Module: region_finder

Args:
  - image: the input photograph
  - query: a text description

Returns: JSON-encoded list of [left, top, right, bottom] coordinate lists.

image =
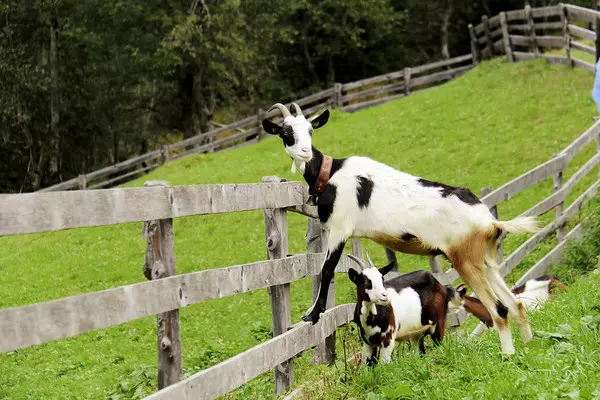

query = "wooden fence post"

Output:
[[334, 83, 343, 109], [307, 217, 336, 365], [500, 12, 514, 62], [257, 108, 265, 141], [552, 157, 566, 242], [481, 186, 503, 263], [263, 176, 293, 393], [160, 145, 169, 165], [596, 12, 600, 62], [468, 24, 480, 64], [482, 15, 495, 58], [403, 68, 412, 96], [142, 180, 183, 390], [351, 238, 363, 259], [428, 256, 443, 274], [77, 174, 87, 190], [525, 5, 538, 56], [561, 3, 572, 67]]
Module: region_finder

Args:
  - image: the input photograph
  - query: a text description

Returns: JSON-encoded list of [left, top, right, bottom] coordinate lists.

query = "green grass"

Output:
[[0, 58, 598, 399], [289, 269, 600, 400]]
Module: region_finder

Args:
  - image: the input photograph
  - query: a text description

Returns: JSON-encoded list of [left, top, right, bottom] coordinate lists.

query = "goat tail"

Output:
[[493, 216, 540, 234]]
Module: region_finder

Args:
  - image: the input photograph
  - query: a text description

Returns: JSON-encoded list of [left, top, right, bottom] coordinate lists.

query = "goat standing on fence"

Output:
[[347, 255, 461, 365], [262, 103, 539, 355]]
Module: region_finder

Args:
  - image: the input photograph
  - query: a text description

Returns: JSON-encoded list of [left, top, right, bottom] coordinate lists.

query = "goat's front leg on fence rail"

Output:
[[302, 240, 346, 324]]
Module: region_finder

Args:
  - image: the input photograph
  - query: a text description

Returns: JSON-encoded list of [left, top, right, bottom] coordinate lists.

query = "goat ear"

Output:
[[348, 268, 361, 286], [262, 119, 282, 135], [311, 110, 330, 130], [378, 262, 395, 277]]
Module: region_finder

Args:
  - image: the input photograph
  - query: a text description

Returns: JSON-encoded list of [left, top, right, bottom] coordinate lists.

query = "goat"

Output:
[[453, 276, 567, 327], [262, 103, 539, 355], [347, 255, 461, 365]]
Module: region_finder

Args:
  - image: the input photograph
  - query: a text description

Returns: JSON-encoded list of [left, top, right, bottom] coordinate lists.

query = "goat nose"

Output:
[[301, 147, 311, 153]]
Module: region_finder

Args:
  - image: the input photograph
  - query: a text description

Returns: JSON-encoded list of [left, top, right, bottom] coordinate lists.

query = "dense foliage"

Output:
[[1, 0, 589, 192]]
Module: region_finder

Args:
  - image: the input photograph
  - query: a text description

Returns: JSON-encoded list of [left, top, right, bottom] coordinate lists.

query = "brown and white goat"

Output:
[[454, 276, 567, 327], [348, 255, 461, 365], [262, 103, 539, 355]]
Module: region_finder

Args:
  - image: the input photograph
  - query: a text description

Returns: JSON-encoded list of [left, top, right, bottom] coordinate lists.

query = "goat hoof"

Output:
[[301, 308, 323, 324]]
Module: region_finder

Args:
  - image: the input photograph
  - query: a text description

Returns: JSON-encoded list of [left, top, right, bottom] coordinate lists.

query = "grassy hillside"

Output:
[[290, 268, 600, 399], [0, 58, 597, 399]]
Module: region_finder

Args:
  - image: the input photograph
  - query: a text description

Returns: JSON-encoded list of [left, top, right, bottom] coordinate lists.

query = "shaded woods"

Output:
[[0, 0, 586, 192]]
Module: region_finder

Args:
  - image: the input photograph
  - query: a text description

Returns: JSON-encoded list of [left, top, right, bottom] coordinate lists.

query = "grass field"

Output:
[[0, 58, 598, 399]]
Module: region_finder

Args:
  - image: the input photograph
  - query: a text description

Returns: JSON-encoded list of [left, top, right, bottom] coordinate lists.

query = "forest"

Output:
[[0, 0, 589, 192]]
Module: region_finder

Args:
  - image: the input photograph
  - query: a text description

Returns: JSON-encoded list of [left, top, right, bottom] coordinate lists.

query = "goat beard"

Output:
[[291, 160, 306, 174]]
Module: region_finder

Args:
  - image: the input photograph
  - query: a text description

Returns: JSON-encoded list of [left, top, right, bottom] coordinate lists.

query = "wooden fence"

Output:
[[37, 54, 475, 193], [468, 3, 598, 72], [3, 3, 600, 399], [3, 116, 600, 398]]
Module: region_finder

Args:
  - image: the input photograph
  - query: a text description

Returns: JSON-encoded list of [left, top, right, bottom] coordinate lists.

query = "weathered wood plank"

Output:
[[143, 304, 354, 400], [506, 9, 526, 21], [510, 22, 564, 32], [474, 22, 484, 36], [561, 120, 600, 159], [482, 16, 495, 58], [307, 218, 336, 365], [340, 93, 405, 113], [142, 181, 183, 389], [541, 53, 571, 65], [410, 54, 472, 75], [481, 155, 568, 208], [0, 182, 305, 235], [531, 5, 561, 18], [342, 82, 404, 104], [410, 65, 473, 87], [434, 268, 459, 286], [573, 57, 595, 72], [561, 4, 573, 66], [512, 223, 583, 288], [493, 40, 504, 53], [295, 88, 335, 108], [489, 15, 501, 29], [510, 35, 565, 48], [526, 5, 538, 55], [499, 178, 599, 277], [301, 102, 330, 118], [88, 163, 159, 190], [513, 51, 536, 61], [263, 177, 293, 394], [500, 12, 514, 62], [469, 24, 480, 64], [172, 128, 258, 160], [37, 177, 80, 192], [342, 71, 404, 91], [565, 4, 600, 23], [523, 157, 600, 218], [168, 116, 258, 152], [0, 253, 361, 352], [571, 40, 595, 58], [568, 24, 596, 41]]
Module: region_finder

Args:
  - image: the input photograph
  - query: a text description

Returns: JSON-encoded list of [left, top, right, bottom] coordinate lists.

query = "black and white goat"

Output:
[[453, 276, 567, 327], [347, 255, 461, 365], [262, 103, 539, 355]]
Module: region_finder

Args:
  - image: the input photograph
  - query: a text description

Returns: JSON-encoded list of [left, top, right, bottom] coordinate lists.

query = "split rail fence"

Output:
[[2, 115, 600, 398], [38, 56, 475, 192], [3, 3, 600, 399]]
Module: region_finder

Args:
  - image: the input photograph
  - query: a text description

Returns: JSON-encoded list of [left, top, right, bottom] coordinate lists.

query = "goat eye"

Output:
[[282, 125, 293, 136]]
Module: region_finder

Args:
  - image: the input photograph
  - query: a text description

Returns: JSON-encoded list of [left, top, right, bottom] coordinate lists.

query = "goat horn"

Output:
[[268, 103, 291, 118], [290, 102, 303, 116], [346, 254, 367, 271], [365, 252, 376, 269]]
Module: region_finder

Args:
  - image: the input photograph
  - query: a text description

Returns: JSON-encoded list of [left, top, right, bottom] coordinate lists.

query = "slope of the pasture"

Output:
[[0, 59, 597, 399]]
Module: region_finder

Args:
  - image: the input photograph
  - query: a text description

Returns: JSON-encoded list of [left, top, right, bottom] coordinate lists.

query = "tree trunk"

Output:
[[48, 16, 60, 183], [440, 0, 453, 60]]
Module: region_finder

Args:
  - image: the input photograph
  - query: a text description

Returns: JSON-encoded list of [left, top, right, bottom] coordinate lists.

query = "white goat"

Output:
[[262, 103, 539, 355]]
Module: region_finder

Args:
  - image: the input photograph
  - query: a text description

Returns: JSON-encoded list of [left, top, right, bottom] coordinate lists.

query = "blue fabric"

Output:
[[593, 59, 600, 113]]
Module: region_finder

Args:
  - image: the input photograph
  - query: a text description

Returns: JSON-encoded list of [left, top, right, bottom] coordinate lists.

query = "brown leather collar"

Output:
[[315, 155, 333, 194]]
